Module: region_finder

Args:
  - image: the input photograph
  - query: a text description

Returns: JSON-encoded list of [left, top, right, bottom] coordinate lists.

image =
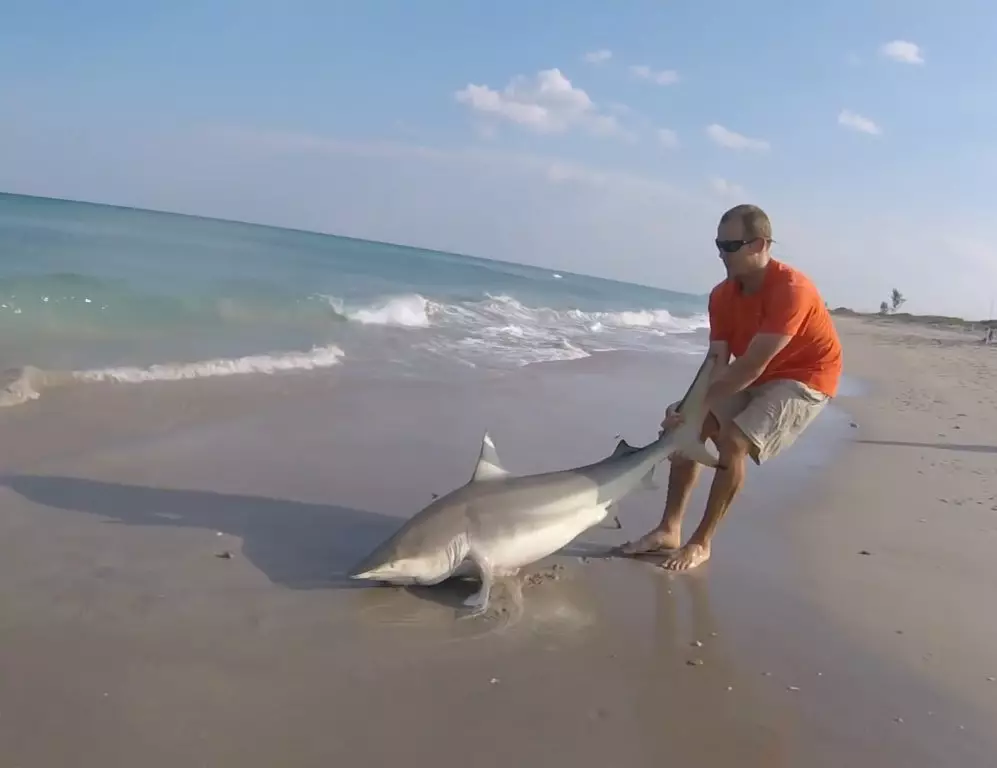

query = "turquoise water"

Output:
[[0, 192, 709, 393]]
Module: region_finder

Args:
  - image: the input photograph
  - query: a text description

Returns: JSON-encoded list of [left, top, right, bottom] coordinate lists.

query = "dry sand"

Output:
[[0, 321, 995, 767]]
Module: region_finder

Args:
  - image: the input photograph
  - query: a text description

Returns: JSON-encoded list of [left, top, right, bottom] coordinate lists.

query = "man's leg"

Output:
[[617, 414, 721, 555], [659, 421, 752, 570], [660, 378, 830, 571]]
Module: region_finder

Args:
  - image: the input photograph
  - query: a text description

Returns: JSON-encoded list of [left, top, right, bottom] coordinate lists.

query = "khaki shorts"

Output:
[[711, 378, 829, 465]]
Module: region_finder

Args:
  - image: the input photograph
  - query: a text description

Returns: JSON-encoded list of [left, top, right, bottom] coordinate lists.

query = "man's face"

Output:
[[715, 219, 763, 277]]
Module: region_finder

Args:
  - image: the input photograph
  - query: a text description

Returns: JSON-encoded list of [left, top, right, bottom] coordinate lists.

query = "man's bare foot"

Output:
[[660, 542, 710, 570], [617, 528, 681, 556]]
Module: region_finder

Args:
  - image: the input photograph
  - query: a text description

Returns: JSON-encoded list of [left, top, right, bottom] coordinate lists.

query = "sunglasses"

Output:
[[715, 237, 760, 253]]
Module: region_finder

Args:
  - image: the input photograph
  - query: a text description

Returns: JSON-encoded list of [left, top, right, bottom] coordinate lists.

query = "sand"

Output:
[[0, 321, 995, 767]]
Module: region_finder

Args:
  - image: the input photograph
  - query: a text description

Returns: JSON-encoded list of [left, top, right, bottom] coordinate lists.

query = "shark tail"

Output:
[[678, 441, 722, 469]]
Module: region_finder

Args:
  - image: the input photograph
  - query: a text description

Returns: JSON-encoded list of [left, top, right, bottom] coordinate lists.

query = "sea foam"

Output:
[[0, 345, 346, 407]]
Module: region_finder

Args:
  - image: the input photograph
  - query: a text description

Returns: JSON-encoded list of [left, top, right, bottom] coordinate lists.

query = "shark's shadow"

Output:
[[0, 474, 628, 610], [1, 474, 410, 591]]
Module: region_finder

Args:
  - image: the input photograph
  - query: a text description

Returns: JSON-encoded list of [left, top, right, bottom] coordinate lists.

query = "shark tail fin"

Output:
[[677, 441, 722, 469]]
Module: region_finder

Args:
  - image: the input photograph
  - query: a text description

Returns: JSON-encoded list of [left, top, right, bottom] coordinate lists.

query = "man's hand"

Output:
[[659, 342, 730, 435]]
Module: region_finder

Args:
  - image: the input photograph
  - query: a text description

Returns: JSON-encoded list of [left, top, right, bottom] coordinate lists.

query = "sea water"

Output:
[[0, 192, 710, 403]]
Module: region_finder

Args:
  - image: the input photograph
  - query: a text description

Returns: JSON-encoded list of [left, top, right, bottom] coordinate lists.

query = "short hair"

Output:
[[719, 204, 772, 241]]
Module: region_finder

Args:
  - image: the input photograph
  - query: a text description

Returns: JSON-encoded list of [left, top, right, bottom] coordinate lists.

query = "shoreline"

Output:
[[0, 320, 995, 765]]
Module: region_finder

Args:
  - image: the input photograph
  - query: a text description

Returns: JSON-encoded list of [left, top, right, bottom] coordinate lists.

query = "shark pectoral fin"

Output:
[[679, 441, 722, 469], [471, 431, 509, 482], [459, 550, 496, 618]]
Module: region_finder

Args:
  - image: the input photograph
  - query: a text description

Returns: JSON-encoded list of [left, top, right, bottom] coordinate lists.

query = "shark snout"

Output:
[[347, 552, 452, 586], [347, 551, 412, 581], [346, 554, 386, 580], [347, 557, 390, 580]]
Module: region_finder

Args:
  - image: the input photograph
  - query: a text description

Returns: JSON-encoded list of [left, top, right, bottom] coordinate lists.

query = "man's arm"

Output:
[[707, 340, 731, 382], [708, 339, 730, 361], [705, 279, 808, 403], [706, 288, 731, 372], [705, 332, 791, 401]]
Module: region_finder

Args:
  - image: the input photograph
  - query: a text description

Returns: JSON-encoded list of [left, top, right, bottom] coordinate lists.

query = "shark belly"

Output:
[[473, 503, 609, 571]]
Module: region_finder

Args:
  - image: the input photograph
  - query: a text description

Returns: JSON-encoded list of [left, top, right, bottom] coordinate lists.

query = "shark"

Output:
[[347, 351, 722, 616]]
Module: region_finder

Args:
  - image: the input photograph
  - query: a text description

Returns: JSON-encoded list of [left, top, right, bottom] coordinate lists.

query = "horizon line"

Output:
[[0, 190, 709, 300]]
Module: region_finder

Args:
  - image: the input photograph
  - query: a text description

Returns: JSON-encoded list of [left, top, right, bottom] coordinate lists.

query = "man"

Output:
[[619, 204, 842, 570]]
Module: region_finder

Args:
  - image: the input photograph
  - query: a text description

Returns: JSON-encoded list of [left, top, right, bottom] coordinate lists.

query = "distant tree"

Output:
[[879, 301, 890, 314], [890, 288, 906, 312]]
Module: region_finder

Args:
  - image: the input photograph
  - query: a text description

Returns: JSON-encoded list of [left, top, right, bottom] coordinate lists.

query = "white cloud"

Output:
[[705, 123, 770, 151], [584, 49, 612, 64], [838, 109, 881, 135], [710, 177, 745, 197], [454, 68, 626, 138], [879, 40, 924, 65], [629, 64, 680, 85], [657, 128, 679, 148]]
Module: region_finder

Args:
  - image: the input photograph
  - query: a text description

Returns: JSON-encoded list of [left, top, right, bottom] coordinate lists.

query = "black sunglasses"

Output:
[[715, 237, 760, 253]]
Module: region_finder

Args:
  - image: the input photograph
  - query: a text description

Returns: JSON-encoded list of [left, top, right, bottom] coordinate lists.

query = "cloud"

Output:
[[454, 68, 626, 138], [879, 40, 924, 65], [629, 65, 680, 85], [705, 124, 770, 151], [584, 49, 612, 64], [837, 109, 881, 135], [710, 177, 745, 198], [657, 128, 679, 148]]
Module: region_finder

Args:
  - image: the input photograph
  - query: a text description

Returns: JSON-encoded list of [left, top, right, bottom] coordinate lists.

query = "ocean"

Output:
[[0, 192, 710, 404], [0, 197, 884, 768]]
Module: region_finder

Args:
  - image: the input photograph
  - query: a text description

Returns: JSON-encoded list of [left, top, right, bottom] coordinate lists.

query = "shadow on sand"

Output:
[[0, 474, 634, 616], [858, 439, 997, 454], [1, 473, 409, 592]]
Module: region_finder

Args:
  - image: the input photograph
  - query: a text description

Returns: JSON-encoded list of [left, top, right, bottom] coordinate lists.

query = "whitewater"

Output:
[[0, 193, 710, 405]]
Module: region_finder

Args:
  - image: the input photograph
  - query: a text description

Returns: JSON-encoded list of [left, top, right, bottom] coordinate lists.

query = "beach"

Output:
[[0, 311, 994, 766]]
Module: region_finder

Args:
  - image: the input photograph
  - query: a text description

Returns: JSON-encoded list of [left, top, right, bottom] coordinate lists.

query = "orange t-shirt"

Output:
[[708, 259, 843, 397]]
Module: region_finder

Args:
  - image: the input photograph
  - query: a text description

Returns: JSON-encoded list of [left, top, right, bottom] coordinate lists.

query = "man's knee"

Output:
[[717, 421, 754, 463]]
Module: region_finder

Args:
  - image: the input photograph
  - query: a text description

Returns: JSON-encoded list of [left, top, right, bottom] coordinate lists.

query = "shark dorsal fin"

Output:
[[471, 431, 508, 482], [610, 438, 639, 458]]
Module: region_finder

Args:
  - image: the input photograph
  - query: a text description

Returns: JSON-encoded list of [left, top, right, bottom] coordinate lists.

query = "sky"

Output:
[[2, 0, 997, 317]]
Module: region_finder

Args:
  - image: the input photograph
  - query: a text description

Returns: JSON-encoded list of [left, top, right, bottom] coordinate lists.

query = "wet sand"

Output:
[[0, 327, 995, 767]]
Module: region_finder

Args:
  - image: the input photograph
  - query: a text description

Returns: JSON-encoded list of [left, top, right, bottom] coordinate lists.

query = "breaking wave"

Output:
[[0, 345, 346, 407], [1, 285, 707, 405], [323, 292, 707, 336], [319, 292, 708, 367], [76, 344, 346, 383], [328, 294, 432, 328]]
